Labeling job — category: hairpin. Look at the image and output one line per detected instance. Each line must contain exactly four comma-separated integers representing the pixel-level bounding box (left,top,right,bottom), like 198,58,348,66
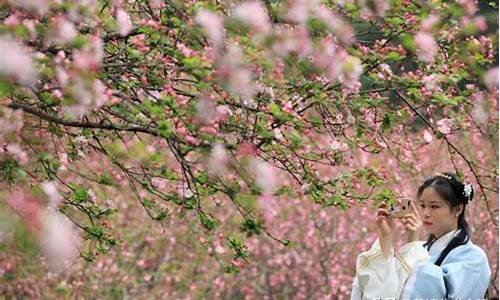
437,173,452,180
463,183,473,203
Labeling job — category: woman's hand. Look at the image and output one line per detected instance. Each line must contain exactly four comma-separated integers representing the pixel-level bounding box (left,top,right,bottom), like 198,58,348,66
398,200,423,243
376,202,395,258
376,202,395,238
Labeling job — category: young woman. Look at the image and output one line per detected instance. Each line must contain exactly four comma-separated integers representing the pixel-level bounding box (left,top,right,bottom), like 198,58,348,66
350,172,492,299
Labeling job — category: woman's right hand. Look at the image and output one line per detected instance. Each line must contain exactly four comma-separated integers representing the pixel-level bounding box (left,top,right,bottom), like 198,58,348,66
375,202,395,238
398,200,423,243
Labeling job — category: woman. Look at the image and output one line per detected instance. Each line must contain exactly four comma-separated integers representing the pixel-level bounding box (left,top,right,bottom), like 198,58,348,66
351,172,491,299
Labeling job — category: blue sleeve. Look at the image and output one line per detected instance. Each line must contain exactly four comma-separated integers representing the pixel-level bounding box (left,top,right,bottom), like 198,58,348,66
405,245,491,299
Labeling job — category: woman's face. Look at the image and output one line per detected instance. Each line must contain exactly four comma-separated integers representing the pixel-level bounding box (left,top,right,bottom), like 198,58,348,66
418,186,461,239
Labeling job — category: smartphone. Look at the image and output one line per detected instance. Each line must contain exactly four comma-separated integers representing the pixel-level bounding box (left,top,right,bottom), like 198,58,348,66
389,199,412,218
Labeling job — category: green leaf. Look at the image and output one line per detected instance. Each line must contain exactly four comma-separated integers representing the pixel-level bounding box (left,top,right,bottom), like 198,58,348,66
400,33,416,53
381,113,395,132
374,189,397,205
157,120,173,138
182,56,202,69
196,172,209,185
200,214,217,231
431,94,458,106
325,194,348,210
71,186,89,203
227,237,249,260
143,198,155,209
240,218,263,237
387,51,401,61
289,130,303,150
99,172,115,186
269,103,291,122
153,210,168,221
0,80,14,98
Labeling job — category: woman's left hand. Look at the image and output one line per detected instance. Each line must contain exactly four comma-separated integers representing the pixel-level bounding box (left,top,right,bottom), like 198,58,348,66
398,200,423,242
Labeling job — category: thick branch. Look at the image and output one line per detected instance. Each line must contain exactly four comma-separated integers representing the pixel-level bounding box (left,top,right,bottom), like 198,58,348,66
7,102,158,136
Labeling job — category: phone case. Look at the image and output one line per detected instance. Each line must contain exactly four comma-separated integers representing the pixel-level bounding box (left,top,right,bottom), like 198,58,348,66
389,199,412,218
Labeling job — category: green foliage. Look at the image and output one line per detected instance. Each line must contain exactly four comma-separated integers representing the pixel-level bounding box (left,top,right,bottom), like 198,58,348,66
70,185,90,203
200,213,217,231
0,158,25,183
374,189,397,206
227,237,249,261
240,218,263,237
157,120,173,138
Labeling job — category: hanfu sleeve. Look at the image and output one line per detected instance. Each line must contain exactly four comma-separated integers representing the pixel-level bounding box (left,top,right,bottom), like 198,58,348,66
352,239,429,299
402,244,491,299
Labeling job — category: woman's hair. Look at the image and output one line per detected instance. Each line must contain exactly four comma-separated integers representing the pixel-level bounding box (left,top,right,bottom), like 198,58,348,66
417,171,474,266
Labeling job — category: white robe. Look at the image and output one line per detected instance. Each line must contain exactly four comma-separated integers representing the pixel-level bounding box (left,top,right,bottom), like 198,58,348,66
351,230,491,299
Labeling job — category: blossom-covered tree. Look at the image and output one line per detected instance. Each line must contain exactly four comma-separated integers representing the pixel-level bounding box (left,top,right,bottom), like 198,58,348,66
0,0,498,298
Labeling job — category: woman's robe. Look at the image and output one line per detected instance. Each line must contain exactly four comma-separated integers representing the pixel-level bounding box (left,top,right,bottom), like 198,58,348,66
351,229,491,299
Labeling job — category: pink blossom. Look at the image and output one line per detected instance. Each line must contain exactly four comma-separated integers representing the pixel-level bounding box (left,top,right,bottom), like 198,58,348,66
313,38,344,81
200,125,218,135
177,43,195,57
414,31,437,64
116,9,133,36
215,105,231,123
282,101,293,113
457,0,477,15
340,56,363,88
436,118,454,135
358,0,390,18
22,19,38,40
59,152,69,171
41,181,63,208
7,0,49,15
473,16,487,31
207,143,228,175
232,1,271,34
52,89,63,99
93,79,111,107
50,16,78,44
231,258,245,268
6,143,28,165
286,0,319,24
0,107,23,135
4,14,19,27
56,66,70,86
131,34,150,52
228,66,254,102
151,177,168,189
196,93,216,123
195,10,224,49
39,208,81,271
421,14,440,32
376,63,393,80
237,142,256,156
185,135,200,145
329,138,348,151
138,19,161,29
250,158,280,195
0,35,38,86
422,74,439,91
422,130,433,143
471,92,489,124
73,36,104,70
314,5,354,44
149,0,166,9
483,67,499,90
7,190,41,232
272,25,313,58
